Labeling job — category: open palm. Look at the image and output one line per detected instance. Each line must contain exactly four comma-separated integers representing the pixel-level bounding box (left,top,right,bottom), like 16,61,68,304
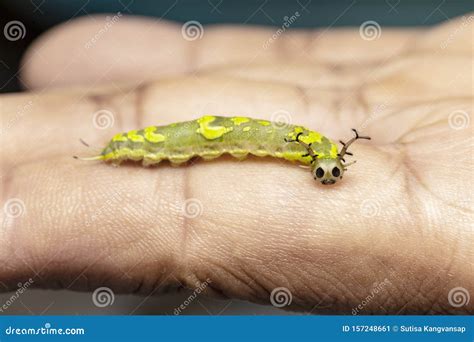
1,14,472,314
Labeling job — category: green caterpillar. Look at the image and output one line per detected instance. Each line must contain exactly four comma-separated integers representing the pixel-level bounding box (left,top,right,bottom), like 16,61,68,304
76,115,370,185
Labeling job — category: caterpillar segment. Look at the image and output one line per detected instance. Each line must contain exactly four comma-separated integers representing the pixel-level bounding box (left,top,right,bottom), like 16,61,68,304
78,115,370,185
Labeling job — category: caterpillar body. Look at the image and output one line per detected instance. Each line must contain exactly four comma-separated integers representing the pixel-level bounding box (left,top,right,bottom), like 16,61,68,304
78,115,370,185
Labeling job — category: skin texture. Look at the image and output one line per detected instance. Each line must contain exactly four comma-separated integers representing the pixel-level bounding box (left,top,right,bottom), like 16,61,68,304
0,14,473,314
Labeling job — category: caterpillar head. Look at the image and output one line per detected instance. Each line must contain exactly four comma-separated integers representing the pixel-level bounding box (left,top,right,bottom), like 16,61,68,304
312,158,345,185
311,129,371,185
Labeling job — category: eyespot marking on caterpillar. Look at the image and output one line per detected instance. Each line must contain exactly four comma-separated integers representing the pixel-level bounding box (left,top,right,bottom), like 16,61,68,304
74,116,371,185
196,115,234,140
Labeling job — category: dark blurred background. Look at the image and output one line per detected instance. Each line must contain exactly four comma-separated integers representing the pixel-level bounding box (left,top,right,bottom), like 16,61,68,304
0,0,473,93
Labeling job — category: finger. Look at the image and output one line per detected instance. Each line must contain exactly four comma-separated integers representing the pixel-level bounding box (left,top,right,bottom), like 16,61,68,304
410,13,474,54
20,16,188,90
20,15,416,90
3,44,472,170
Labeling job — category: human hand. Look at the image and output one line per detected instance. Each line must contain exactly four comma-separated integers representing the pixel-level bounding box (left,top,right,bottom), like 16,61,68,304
1,14,472,314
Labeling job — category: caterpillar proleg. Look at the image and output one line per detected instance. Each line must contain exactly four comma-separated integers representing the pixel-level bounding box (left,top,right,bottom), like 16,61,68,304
75,115,370,185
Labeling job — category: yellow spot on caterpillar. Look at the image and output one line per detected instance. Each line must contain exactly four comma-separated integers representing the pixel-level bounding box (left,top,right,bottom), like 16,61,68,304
294,127,304,134
299,131,322,145
257,120,271,126
144,126,165,143
286,126,304,140
277,151,313,165
104,147,149,161
102,152,113,160
127,130,145,143
243,127,251,132
112,133,127,142
196,115,233,140
231,117,250,126
329,143,338,159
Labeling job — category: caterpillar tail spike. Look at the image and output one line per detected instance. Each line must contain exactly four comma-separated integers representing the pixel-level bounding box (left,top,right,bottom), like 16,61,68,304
73,155,104,161
74,116,371,185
